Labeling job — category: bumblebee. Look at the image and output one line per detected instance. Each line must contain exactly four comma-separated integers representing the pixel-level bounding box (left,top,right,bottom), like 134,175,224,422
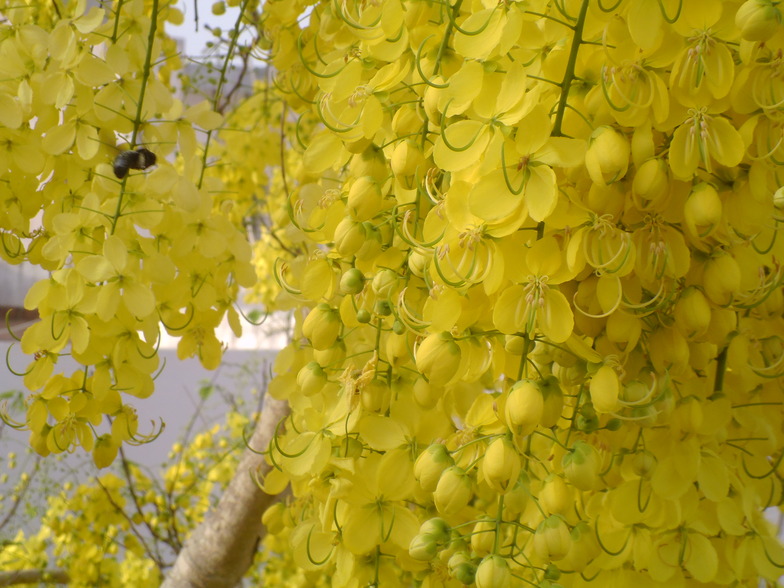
113,147,157,179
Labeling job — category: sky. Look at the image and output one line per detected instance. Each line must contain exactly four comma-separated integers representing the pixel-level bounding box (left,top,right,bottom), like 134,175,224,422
166,1,258,58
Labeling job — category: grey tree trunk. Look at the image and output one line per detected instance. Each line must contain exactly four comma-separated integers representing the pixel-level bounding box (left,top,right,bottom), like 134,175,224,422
161,395,289,588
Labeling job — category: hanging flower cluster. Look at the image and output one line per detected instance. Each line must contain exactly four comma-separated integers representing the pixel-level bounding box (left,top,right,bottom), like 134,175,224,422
248,0,784,585
0,0,255,465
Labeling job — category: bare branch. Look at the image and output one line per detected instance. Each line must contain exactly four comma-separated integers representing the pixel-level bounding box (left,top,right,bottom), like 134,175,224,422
0,569,70,586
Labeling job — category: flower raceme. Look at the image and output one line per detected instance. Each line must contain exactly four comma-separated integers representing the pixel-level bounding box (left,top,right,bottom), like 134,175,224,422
254,0,784,584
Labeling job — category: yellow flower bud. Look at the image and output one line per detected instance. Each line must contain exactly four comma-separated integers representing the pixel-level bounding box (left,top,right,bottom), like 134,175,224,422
391,140,426,177
434,466,472,515
414,443,454,492
673,287,712,338
261,502,287,535
371,268,398,298
540,376,564,429
302,303,341,350
413,376,441,409
347,175,384,221
632,158,669,211
408,533,439,561
585,126,629,185
296,361,327,397
334,218,368,257
684,183,722,238
361,379,390,413
407,249,429,278
561,440,600,491
339,267,365,294
313,340,346,367
736,0,783,41
416,331,462,387
470,518,496,556
92,434,118,469
504,379,544,436
589,365,620,414
475,555,512,588
448,552,477,584
702,253,741,305
540,475,572,516
564,521,600,571
534,515,571,561
481,436,521,494
419,517,451,544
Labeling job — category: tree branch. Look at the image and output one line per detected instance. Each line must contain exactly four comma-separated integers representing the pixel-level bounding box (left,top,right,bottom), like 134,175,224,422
0,569,70,586
161,394,289,587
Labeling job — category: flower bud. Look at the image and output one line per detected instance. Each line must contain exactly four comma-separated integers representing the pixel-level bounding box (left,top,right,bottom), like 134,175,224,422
413,376,441,409
449,552,477,585
631,450,657,478
673,287,712,338
334,218,368,257
534,515,571,561
408,249,429,277
540,475,572,515
313,340,346,366
414,443,454,492
391,140,426,177
561,440,600,491
470,518,496,556
92,434,118,469
540,376,564,428
475,555,512,588
361,379,390,413
302,303,341,350
702,253,741,305
684,183,722,238
481,436,521,494
371,268,398,298
504,379,544,436
589,365,620,414
434,466,472,514
408,532,439,561
355,222,384,260
419,517,451,544
347,175,384,221
632,158,669,210
296,361,327,396
261,502,287,535
736,0,782,41
564,521,600,571
416,331,462,387
585,126,630,185
339,268,365,294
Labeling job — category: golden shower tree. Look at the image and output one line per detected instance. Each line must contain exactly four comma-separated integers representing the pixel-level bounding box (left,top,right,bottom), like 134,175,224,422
1,0,784,586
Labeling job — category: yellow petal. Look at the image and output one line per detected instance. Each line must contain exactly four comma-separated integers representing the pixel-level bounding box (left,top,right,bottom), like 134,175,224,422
539,289,573,343
434,121,491,172
524,164,557,222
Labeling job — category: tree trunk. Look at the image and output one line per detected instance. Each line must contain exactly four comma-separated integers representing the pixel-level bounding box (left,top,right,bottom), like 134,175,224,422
161,395,289,588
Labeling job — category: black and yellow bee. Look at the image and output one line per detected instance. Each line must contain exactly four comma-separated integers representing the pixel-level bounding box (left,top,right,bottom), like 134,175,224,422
113,147,157,179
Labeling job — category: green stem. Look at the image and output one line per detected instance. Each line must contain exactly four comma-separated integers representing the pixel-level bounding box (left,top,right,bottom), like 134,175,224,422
111,0,158,235
492,494,505,554
552,0,589,138
197,0,253,189
713,346,727,392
